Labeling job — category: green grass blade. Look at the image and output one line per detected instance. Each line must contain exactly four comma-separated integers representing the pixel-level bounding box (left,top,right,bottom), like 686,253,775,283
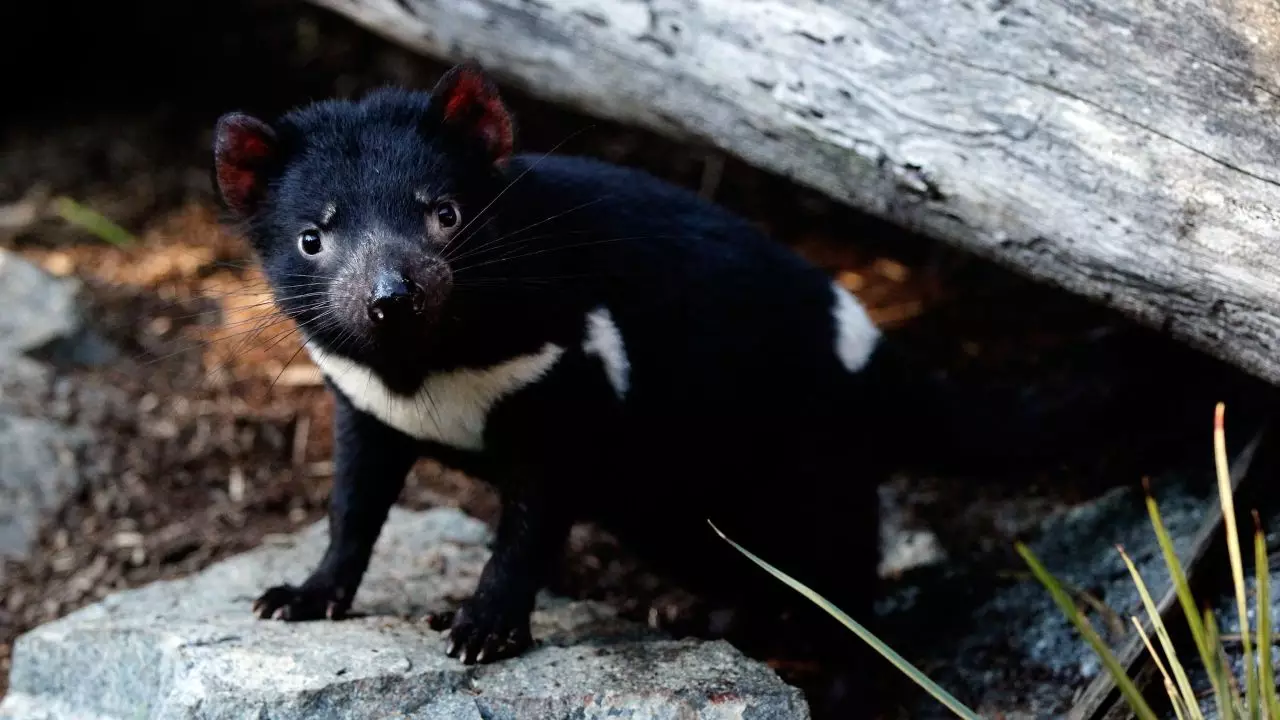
708,521,983,720
1131,615,1189,720
1118,545,1203,718
1016,542,1160,720
50,196,136,246
1206,608,1242,720
1203,609,1227,720
1253,514,1279,720
1214,404,1258,719
1148,493,1223,701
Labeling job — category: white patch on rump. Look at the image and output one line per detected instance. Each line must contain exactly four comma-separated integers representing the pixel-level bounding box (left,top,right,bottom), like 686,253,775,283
831,282,881,372
581,306,631,399
307,343,565,450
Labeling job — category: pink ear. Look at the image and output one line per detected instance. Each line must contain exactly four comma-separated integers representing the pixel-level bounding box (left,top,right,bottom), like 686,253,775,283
213,113,278,216
430,63,514,166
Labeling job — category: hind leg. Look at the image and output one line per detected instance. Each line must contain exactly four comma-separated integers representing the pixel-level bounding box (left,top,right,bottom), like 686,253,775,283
715,463,887,719
615,451,889,718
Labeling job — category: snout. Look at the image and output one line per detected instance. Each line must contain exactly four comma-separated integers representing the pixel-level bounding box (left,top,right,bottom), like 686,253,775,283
330,237,453,348
362,261,452,332
368,271,427,325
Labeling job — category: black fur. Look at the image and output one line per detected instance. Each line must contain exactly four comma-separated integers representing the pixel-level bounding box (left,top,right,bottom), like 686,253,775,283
215,64,1039,714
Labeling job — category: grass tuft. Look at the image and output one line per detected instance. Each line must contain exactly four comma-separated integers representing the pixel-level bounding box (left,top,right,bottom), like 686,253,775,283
1020,402,1275,719
714,402,1275,719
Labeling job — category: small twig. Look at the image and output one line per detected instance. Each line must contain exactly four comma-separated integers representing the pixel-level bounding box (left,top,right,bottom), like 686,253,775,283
228,466,246,503
292,414,311,468
0,184,49,232
1002,569,1129,639
868,301,926,329
1218,632,1280,645
307,461,334,477
1072,585,1130,640
274,364,325,387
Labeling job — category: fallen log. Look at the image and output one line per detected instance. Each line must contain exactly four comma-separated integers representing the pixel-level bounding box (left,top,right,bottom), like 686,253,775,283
308,0,1280,385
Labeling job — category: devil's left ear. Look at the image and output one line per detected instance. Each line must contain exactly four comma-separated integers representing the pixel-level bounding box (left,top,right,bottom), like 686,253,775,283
428,63,515,167
213,112,280,218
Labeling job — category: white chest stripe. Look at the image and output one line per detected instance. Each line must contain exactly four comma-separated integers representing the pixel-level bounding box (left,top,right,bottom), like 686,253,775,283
582,307,631,399
831,281,881,373
307,343,565,450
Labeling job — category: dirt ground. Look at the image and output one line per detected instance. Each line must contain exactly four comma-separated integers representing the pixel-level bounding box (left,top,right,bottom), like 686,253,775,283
0,0,1269,712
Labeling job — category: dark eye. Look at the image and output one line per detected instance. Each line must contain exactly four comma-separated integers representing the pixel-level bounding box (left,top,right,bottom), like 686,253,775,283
435,201,460,229
299,229,323,256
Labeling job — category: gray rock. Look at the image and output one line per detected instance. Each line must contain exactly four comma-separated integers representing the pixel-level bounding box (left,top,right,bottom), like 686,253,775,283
0,413,90,566
0,507,811,720
0,251,82,360
876,472,1218,719
877,479,947,577
0,249,115,368
0,250,108,574
976,483,1206,677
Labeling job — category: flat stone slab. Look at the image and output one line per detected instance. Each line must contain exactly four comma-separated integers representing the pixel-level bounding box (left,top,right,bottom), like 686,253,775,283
1,507,810,720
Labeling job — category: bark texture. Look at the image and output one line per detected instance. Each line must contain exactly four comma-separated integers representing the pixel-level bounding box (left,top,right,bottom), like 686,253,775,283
310,0,1280,383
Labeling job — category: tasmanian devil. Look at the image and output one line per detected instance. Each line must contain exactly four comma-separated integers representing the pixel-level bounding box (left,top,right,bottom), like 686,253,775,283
212,62,1054,709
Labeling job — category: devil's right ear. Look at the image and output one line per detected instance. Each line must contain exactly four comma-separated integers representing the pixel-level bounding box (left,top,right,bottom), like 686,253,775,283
213,113,279,217
426,63,515,168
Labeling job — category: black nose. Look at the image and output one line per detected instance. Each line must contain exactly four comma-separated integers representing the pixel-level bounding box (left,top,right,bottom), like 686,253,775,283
367,272,426,325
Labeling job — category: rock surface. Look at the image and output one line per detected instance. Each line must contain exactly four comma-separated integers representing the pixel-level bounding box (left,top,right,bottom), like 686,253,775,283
877,462,1233,719
0,507,811,720
0,414,90,570
0,250,103,572
0,251,81,361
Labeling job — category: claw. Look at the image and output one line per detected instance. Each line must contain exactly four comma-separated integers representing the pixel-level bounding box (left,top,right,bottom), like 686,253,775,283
251,584,349,623
436,596,534,665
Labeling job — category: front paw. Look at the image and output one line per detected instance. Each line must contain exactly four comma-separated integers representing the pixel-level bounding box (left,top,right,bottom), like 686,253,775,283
252,583,350,621
437,596,534,665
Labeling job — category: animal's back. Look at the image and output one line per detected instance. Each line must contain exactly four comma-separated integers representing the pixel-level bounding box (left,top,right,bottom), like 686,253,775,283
504,155,886,590
508,154,880,429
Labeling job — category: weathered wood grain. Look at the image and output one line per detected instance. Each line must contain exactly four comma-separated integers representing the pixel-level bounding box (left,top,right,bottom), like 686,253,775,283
308,0,1280,384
